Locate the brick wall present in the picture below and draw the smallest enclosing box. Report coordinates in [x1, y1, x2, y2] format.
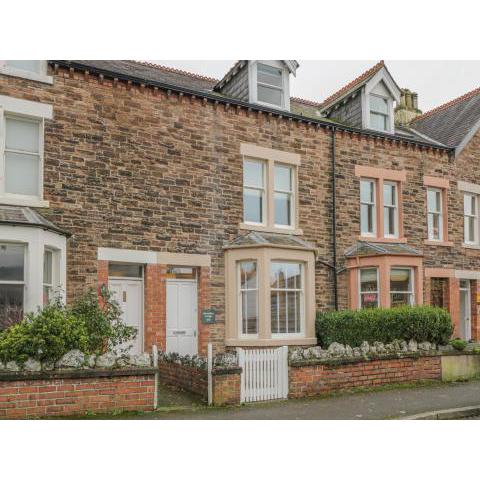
[289, 355, 442, 398]
[158, 361, 208, 398]
[0, 369, 156, 419]
[212, 368, 241, 406]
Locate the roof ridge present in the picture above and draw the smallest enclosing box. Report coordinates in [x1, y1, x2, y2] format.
[412, 86, 480, 123]
[129, 60, 219, 84]
[320, 60, 385, 108]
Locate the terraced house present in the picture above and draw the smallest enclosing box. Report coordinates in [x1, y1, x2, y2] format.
[0, 59, 479, 357]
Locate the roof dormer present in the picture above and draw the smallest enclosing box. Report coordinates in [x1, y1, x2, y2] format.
[321, 61, 401, 134]
[214, 60, 299, 111]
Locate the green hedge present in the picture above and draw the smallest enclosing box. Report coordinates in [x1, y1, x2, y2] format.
[316, 305, 453, 348]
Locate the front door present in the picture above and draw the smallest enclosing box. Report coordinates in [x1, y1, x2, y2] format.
[166, 280, 198, 356]
[109, 279, 144, 354]
[460, 279, 472, 341]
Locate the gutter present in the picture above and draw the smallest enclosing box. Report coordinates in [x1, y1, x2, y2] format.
[50, 61, 453, 154]
[331, 127, 338, 310]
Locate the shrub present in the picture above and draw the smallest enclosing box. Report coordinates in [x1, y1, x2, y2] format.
[316, 305, 453, 348]
[449, 338, 468, 351]
[0, 289, 137, 364]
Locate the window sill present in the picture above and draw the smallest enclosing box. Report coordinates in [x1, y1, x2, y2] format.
[0, 196, 50, 208]
[0, 67, 53, 85]
[240, 222, 303, 236]
[225, 337, 317, 347]
[462, 243, 480, 250]
[358, 236, 407, 244]
[424, 240, 454, 247]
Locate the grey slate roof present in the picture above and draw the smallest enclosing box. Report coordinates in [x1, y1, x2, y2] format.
[0, 205, 69, 236]
[344, 241, 422, 258]
[224, 231, 317, 252]
[411, 87, 480, 148]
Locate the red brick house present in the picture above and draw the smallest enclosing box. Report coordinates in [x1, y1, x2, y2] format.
[0, 59, 479, 357]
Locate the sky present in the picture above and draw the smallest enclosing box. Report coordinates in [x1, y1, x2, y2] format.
[156, 61, 480, 113]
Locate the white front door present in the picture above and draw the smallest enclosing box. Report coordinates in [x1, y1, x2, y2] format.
[460, 279, 472, 342]
[166, 280, 198, 356]
[109, 279, 144, 354]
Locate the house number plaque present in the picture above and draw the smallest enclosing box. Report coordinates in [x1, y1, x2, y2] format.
[201, 308, 216, 324]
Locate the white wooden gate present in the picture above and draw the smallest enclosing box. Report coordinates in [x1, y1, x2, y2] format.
[237, 346, 289, 402]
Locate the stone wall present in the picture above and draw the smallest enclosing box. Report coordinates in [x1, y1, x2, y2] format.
[0, 369, 156, 419]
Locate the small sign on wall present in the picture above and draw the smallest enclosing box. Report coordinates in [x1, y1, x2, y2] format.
[202, 308, 216, 324]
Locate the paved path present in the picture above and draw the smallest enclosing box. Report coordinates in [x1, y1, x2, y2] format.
[149, 380, 480, 420]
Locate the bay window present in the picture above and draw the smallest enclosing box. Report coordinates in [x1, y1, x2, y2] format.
[270, 262, 303, 335]
[43, 249, 53, 304]
[427, 188, 443, 241]
[0, 243, 25, 329]
[360, 179, 376, 236]
[390, 268, 414, 307]
[359, 268, 379, 308]
[383, 182, 398, 237]
[464, 193, 478, 245]
[239, 261, 258, 335]
[243, 159, 265, 224]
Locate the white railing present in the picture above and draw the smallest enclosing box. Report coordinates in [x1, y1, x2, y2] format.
[237, 346, 288, 403]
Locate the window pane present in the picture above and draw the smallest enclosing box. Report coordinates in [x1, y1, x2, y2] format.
[0, 244, 24, 281]
[0, 285, 24, 330]
[361, 204, 374, 234]
[468, 216, 476, 242]
[242, 290, 258, 334]
[391, 292, 411, 307]
[360, 180, 374, 203]
[274, 192, 291, 226]
[274, 165, 292, 191]
[240, 261, 257, 289]
[370, 112, 388, 131]
[244, 188, 263, 223]
[360, 268, 377, 291]
[43, 250, 53, 284]
[243, 160, 264, 188]
[286, 263, 301, 289]
[270, 263, 285, 289]
[370, 95, 388, 113]
[6, 60, 41, 73]
[384, 183, 396, 206]
[428, 189, 441, 213]
[258, 84, 282, 106]
[390, 268, 411, 292]
[5, 117, 40, 152]
[257, 64, 282, 87]
[108, 263, 143, 278]
[5, 151, 40, 196]
[166, 266, 197, 279]
[384, 206, 396, 236]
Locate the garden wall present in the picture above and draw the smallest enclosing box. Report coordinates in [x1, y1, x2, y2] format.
[289, 355, 442, 398]
[0, 368, 156, 419]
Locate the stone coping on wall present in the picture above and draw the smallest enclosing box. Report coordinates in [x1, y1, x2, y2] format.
[0, 367, 158, 382]
[211, 366, 242, 376]
[289, 350, 474, 368]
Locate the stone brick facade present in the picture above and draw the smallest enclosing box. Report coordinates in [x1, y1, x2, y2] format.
[1, 62, 479, 355]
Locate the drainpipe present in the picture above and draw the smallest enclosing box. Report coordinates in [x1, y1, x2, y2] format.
[331, 127, 339, 310]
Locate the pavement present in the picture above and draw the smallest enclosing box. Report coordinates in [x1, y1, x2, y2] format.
[144, 380, 480, 420]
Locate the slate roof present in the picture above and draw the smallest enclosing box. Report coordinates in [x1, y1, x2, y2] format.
[0, 205, 69, 236]
[411, 86, 480, 148]
[344, 241, 422, 258]
[224, 231, 317, 252]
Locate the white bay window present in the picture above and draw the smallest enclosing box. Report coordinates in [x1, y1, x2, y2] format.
[239, 261, 258, 335]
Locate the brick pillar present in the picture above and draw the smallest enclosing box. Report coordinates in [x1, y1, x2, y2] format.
[424, 277, 431, 305]
[97, 260, 109, 306]
[447, 277, 460, 338]
[471, 280, 480, 341]
[144, 264, 166, 352]
[198, 266, 211, 357]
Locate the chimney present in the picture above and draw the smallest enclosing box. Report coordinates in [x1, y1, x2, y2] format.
[395, 88, 422, 126]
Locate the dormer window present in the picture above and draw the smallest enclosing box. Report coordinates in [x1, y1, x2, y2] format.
[369, 94, 390, 132]
[0, 60, 52, 84]
[257, 64, 284, 108]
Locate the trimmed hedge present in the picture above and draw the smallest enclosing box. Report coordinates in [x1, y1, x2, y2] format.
[316, 306, 453, 348]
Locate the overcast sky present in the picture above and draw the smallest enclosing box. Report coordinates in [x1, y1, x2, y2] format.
[156, 60, 480, 113]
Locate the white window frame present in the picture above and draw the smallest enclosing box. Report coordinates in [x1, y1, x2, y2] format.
[248, 61, 291, 111]
[43, 248, 59, 305]
[369, 94, 390, 132]
[360, 178, 377, 236]
[0, 61, 53, 85]
[270, 261, 305, 338]
[427, 187, 443, 241]
[358, 267, 379, 309]
[243, 158, 266, 226]
[238, 260, 259, 338]
[383, 181, 399, 238]
[390, 267, 414, 307]
[274, 163, 295, 229]
[464, 193, 478, 245]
